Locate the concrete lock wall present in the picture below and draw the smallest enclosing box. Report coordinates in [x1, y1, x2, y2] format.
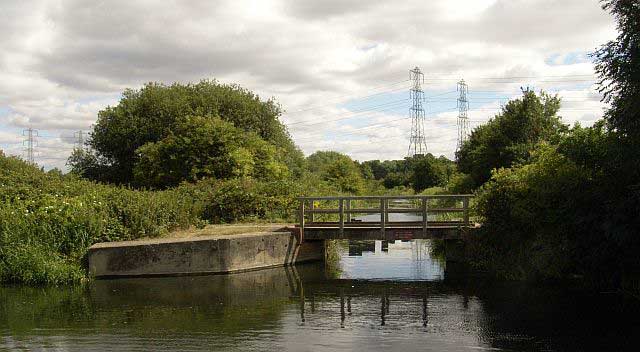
[88, 232, 325, 278]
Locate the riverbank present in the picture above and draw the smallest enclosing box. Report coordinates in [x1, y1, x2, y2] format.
[0, 152, 303, 285]
[88, 228, 324, 278]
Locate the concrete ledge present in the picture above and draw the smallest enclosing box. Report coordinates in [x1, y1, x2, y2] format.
[88, 232, 324, 278]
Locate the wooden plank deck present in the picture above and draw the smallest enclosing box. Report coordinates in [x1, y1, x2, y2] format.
[300, 222, 479, 240]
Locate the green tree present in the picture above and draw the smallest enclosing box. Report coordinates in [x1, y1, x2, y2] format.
[468, 1, 640, 283]
[471, 145, 591, 280]
[456, 89, 566, 187]
[133, 116, 289, 189]
[306, 151, 365, 194]
[361, 155, 453, 192]
[593, 0, 640, 137]
[408, 154, 447, 192]
[70, 80, 303, 184]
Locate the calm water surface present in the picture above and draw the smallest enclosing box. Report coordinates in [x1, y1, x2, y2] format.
[1, 240, 639, 351]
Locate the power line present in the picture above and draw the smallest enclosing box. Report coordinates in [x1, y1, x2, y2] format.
[282, 79, 410, 116]
[289, 95, 606, 135]
[286, 98, 409, 126]
[423, 73, 595, 80]
[287, 101, 409, 129]
[285, 91, 461, 128]
[284, 86, 601, 129]
[293, 106, 461, 142]
[291, 102, 604, 144]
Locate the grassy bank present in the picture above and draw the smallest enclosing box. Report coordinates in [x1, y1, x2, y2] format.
[0, 153, 302, 285]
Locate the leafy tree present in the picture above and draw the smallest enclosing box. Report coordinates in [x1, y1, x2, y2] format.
[306, 151, 365, 194]
[133, 116, 289, 189]
[456, 90, 566, 187]
[358, 162, 374, 180]
[472, 145, 591, 280]
[382, 171, 408, 189]
[469, 1, 640, 283]
[70, 80, 303, 184]
[445, 172, 475, 194]
[408, 154, 447, 192]
[593, 0, 640, 137]
[361, 154, 453, 192]
[362, 159, 401, 181]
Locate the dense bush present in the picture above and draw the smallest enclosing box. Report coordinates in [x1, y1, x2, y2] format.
[456, 90, 566, 187]
[361, 154, 454, 192]
[0, 153, 303, 285]
[305, 151, 366, 194]
[178, 177, 303, 223]
[445, 172, 475, 194]
[133, 116, 290, 188]
[69, 80, 304, 185]
[470, 128, 640, 284]
[469, 145, 590, 280]
[466, 1, 640, 285]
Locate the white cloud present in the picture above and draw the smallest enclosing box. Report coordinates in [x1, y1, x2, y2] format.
[0, 0, 617, 169]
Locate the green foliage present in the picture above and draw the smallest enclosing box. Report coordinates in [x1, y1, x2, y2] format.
[178, 177, 303, 223]
[410, 154, 448, 192]
[445, 172, 475, 194]
[593, 0, 640, 137]
[456, 90, 566, 188]
[305, 151, 366, 194]
[470, 145, 589, 280]
[0, 153, 302, 285]
[466, 2, 640, 285]
[133, 116, 290, 188]
[361, 154, 453, 192]
[70, 80, 303, 185]
[470, 123, 640, 283]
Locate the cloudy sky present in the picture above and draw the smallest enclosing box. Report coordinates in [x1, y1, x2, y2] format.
[0, 0, 617, 170]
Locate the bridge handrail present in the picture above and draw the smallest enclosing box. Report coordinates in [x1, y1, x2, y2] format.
[296, 194, 474, 241]
[297, 194, 473, 200]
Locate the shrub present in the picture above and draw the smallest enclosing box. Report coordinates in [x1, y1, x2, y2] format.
[469, 145, 590, 280]
[0, 152, 311, 285]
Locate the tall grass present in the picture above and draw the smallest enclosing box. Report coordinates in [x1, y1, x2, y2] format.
[0, 153, 302, 285]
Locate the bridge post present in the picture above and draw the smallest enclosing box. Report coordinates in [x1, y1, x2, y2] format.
[380, 198, 386, 237]
[309, 198, 315, 223]
[298, 200, 305, 242]
[422, 197, 428, 236]
[345, 198, 351, 222]
[339, 198, 344, 238]
[463, 197, 470, 225]
[384, 198, 389, 224]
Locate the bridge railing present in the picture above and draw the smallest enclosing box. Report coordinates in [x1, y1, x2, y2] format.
[296, 195, 474, 238]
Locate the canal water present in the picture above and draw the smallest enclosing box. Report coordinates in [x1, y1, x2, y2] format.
[1, 240, 639, 351]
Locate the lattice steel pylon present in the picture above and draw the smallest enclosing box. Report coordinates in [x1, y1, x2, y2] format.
[407, 67, 427, 156]
[22, 127, 38, 164]
[74, 130, 85, 150]
[456, 79, 470, 155]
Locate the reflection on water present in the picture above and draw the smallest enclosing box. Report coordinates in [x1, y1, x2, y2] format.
[1, 240, 640, 351]
[340, 240, 444, 281]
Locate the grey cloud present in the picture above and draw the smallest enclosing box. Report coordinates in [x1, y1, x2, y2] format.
[283, 0, 386, 20]
[0, 0, 617, 170]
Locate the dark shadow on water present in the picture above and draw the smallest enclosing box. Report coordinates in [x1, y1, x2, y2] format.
[1, 247, 640, 351]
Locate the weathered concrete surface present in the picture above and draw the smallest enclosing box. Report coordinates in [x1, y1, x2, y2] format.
[88, 232, 324, 278]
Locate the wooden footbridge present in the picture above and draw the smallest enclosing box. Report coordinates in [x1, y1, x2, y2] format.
[296, 195, 478, 241]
